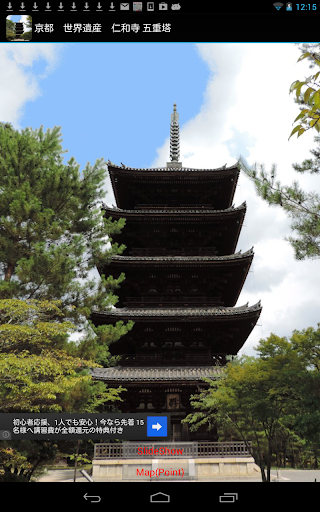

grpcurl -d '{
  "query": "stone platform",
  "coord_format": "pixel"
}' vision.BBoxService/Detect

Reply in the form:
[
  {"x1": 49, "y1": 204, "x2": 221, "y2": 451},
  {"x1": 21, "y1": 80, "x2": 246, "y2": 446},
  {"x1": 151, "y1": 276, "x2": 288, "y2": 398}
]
[{"x1": 92, "y1": 456, "x2": 258, "y2": 481}]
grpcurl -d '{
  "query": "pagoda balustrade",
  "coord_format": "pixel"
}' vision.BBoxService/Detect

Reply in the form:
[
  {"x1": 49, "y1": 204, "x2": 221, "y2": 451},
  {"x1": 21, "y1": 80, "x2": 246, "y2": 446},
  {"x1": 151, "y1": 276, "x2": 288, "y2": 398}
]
[
  {"x1": 123, "y1": 296, "x2": 222, "y2": 307},
  {"x1": 94, "y1": 441, "x2": 252, "y2": 459},
  {"x1": 130, "y1": 247, "x2": 218, "y2": 256},
  {"x1": 120, "y1": 352, "x2": 227, "y2": 366},
  {"x1": 135, "y1": 204, "x2": 215, "y2": 209}
]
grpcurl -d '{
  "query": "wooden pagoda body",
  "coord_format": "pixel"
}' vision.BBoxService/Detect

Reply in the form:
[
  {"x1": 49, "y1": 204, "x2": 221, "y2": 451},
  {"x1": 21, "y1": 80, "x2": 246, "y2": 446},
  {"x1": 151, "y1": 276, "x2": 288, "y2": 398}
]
[
  {"x1": 90, "y1": 106, "x2": 261, "y2": 441},
  {"x1": 15, "y1": 23, "x2": 24, "y2": 39}
]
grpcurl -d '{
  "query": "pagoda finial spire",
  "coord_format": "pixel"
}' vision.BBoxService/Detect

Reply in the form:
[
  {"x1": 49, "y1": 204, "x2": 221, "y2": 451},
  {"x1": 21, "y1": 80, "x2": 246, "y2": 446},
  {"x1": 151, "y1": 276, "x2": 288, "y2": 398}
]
[{"x1": 167, "y1": 103, "x2": 182, "y2": 168}]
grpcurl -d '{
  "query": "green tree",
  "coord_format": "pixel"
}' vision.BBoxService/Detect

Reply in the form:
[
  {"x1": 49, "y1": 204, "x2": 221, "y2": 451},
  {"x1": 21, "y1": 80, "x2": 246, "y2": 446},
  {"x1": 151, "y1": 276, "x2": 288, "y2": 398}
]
[
  {"x1": 0, "y1": 123, "x2": 133, "y2": 477},
  {"x1": 0, "y1": 298, "x2": 129, "y2": 481},
  {"x1": 0, "y1": 298, "x2": 130, "y2": 413},
  {"x1": 0, "y1": 123, "x2": 126, "y2": 328},
  {"x1": 184, "y1": 328, "x2": 320, "y2": 479},
  {"x1": 0, "y1": 298, "x2": 94, "y2": 412},
  {"x1": 288, "y1": 326, "x2": 320, "y2": 463},
  {"x1": 183, "y1": 352, "x2": 297, "y2": 482},
  {"x1": 0, "y1": 440, "x2": 57, "y2": 482},
  {"x1": 239, "y1": 149, "x2": 320, "y2": 260},
  {"x1": 6, "y1": 19, "x2": 15, "y2": 40},
  {"x1": 21, "y1": 31, "x2": 32, "y2": 41},
  {"x1": 21, "y1": 16, "x2": 32, "y2": 40},
  {"x1": 26, "y1": 15, "x2": 32, "y2": 31},
  {"x1": 289, "y1": 45, "x2": 320, "y2": 139},
  {"x1": 239, "y1": 45, "x2": 320, "y2": 260},
  {"x1": 256, "y1": 327, "x2": 320, "y2": 468}
]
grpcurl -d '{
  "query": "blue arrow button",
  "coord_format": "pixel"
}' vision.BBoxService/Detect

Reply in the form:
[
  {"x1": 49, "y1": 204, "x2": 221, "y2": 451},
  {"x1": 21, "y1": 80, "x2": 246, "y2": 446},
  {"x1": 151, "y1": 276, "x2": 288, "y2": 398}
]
[{"x1": 147, "y1": 416, "x2": 168, "y2": 437}]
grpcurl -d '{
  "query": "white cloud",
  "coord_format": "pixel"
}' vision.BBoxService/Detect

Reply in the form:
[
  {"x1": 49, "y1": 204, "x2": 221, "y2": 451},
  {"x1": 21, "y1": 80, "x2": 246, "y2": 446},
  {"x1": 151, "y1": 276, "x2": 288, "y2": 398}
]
[
  {"x1": 152, "y1": 43, "x2": 320, "y2": 355},
  {"x1": 20, "y1": 15, "x2": 29, "y2": 32},
  {"x1": 0, "y1": 43, "x2": 63, "y2": 128}
]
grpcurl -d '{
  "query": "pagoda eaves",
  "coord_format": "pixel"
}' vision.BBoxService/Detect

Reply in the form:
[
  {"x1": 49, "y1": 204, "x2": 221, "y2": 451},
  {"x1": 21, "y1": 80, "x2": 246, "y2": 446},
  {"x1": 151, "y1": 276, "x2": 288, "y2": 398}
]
[
  {"x1": 98, "y1": 249, "x2": 254, "y2": 308},
  {"x1": 103, "y1": 202, "x2": 246, "y2": 257},
  {"x1": 108, "y1": 163, "x2": 239, "y2": 210}
]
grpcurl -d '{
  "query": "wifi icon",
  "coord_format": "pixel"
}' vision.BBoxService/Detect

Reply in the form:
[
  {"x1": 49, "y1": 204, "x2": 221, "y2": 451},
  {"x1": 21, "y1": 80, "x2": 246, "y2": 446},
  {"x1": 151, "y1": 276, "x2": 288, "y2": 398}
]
[{"x1": 273, "y1": 2, "x2": 284, "y2": 9}]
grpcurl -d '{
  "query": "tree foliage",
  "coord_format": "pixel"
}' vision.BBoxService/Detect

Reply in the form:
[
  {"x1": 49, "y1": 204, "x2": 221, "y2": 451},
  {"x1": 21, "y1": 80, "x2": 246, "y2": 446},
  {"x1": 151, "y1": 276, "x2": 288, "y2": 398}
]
[
  {"x1": 0, "y1": 123, "x2": 133, "y2": 480},
  {"x1": 0, "y1": 123, "x2": 126, "y2": 326},
  {"x1": 239, "y1": 45, "x2": 320, "y2": 261},
  {"x1": 0, "y1": 298, "x2": 97, "y2": 412},
  {"x1": 183, "y1": 327, "x2": 320, "y2": 481},
  {"x1": 289, "y1": 47, "x2": 320, "y2": 139},
  {"x1": 0, "y1": 441, "x2": 57, "y2": 482},
  {"x1": 239, "y1": 156, "x2": 320, "y2": 260},
  {"x1": 0, "y1": 298, "x2": 130, "y2": 481},
  {"x1": 6, "y1": 19, "x2": 15, "y2": 40}
]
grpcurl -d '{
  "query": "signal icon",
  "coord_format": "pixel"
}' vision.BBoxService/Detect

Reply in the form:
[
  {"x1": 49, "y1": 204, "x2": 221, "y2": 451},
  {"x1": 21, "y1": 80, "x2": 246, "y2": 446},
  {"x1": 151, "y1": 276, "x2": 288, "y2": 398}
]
[{"x1": 273, "y1": 2, "x2": 284, "y2": 9}]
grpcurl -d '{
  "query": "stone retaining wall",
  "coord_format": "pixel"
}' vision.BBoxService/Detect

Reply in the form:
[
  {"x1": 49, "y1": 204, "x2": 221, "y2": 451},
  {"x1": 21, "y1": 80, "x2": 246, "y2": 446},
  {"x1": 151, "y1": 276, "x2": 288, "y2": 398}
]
[{"x1": 92, "y1": 456, "x2": 259, "y2": 480}]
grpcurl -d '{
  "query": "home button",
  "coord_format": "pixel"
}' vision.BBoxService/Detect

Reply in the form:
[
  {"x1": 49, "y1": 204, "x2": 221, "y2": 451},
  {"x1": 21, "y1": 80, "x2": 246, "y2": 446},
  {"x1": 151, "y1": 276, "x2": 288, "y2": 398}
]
[{"x1": 150, "y1": 492, "x2": 170, "y2": 503}]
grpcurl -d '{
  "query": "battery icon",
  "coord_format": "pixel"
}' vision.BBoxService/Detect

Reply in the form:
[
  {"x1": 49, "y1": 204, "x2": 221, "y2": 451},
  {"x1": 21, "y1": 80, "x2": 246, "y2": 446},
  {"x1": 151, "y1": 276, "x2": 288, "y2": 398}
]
[{"x1": 219, "y1": 493, "x2": 238, "y2": 503}]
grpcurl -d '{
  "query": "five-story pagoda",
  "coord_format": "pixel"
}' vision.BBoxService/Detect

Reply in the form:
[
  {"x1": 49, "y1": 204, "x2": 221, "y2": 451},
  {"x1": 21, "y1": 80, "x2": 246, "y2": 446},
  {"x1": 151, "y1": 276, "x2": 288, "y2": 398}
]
[{"x1": 91, "y1": 104, "x2": 261, "y2": 441}]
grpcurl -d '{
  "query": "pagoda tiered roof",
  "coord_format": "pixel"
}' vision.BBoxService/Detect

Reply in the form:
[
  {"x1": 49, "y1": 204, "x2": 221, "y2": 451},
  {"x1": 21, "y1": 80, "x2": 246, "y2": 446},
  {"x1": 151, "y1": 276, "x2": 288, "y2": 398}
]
[
  {"x1": 91, "y1": 366, "x2": 223, "y2": 384},
  {"x1": 102, "y1": 201, "x2": 246, "y2": 217},
  {"x1": 108, "y1": 162, "x2": 239, "y2": 173},
  {"x1": 101, "y1": 250, "x2": 253, "y2": 308},
  {"x1": 108, "y1": 162, "x2": 240, "y2": 210},
  {"x1": 91, "y1": 302, "x2": 262, "y2": 357},
  {"x1": 103, "y1": 202, "x2": 246, "y2": 257},
  {"x1": 108, "y1": 248, "x2": 253, "y2": 263},
  {"x1": 91, "y1": 301, "x2": 261, "y2": 319}
]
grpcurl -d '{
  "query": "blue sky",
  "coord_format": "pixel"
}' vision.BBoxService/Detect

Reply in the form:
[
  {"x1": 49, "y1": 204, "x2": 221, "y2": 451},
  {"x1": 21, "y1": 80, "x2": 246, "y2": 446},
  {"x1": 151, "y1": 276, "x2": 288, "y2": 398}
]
[
  {"x1": 18, "y1": 43, "x2": 210, "y2": 171},
  {"x1": 8, "y1": 15, "x2": 24, "y2": 22},
  {"x1": 1, "y1": 42, "x2": 320, "y2": 355}
]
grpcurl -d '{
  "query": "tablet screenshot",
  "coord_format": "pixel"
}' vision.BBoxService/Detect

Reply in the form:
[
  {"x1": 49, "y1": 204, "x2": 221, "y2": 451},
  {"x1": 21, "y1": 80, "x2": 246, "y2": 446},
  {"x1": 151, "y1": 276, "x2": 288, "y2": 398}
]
[{"x1": 1, "y1": 2, "x2": 319, "y2": 507}]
